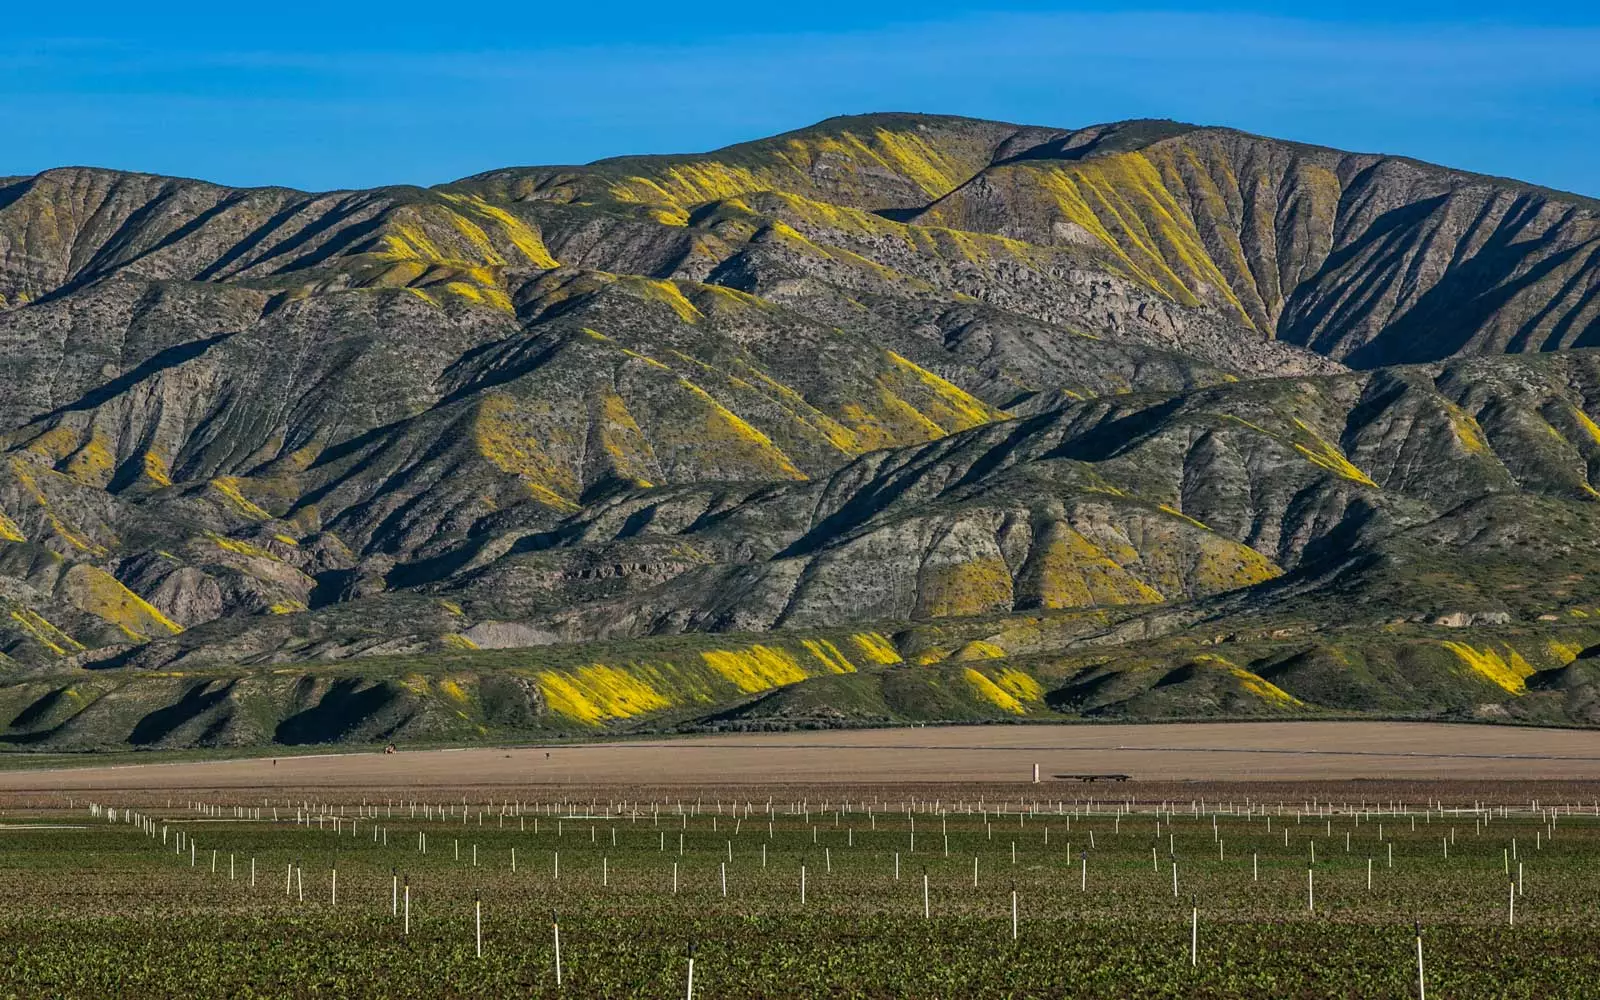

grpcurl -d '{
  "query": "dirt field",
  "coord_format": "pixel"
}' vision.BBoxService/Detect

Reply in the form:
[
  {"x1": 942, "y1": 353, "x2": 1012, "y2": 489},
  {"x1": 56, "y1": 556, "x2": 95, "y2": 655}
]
[{"x1": 4, "y1": 721, "x2": 1600, "y2": 793}]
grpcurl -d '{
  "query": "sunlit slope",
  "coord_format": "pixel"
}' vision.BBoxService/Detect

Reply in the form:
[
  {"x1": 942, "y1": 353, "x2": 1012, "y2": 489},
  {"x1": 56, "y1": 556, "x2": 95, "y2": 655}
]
[
  {"x1": 3, "y1": 112, "x2": 1600, "y2": 744},
  {"x1": 916, "y1": 124, "x2": 1600, "y2": 366}
]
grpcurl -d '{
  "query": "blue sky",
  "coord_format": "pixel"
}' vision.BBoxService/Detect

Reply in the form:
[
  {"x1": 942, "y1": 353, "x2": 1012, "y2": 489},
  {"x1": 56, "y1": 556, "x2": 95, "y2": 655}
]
[{"x1": 4, "y1": 1, "x2": 1597, "y2": 195}]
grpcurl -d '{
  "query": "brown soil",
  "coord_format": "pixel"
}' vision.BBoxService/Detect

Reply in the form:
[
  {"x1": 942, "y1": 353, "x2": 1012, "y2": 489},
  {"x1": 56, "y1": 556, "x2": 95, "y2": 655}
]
[{"x1": 4, "y1": 722, "x2": 1600, "y2": 796}]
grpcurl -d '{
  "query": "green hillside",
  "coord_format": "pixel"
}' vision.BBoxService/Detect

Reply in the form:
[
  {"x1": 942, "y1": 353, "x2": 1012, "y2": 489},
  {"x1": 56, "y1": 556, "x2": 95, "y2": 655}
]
[{"x1": 3, "y1": 112, "x2": 1600, "y2": 747}]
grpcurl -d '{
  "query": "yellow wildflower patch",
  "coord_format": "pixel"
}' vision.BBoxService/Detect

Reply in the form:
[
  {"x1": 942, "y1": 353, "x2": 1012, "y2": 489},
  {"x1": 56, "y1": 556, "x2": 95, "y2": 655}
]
[
  {"x1": 536, "y1": 666, "x2": 671, "y2": 725},
  {"x1": 800, "y1": 639, "x2": 857, "y2": 674},
  {"x1": 849, "y1": 632, "x2": 903, "y2": 665},
  {"x1": 1441, "y1": 641, "x2": 1532, "y2": 694},
  {"x1": 701, "y1": 645, "x2": 810, "y2": 693},
  {"x1": 964, "y1": 668, "x2": 1026, "y2": 714}
]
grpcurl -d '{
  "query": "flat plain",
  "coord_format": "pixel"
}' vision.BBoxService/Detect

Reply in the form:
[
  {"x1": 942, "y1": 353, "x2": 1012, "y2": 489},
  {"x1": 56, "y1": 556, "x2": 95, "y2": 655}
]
[
  {"x1": 3, "y1": 722, "x2": 1600, "y2": 793},
  {"x1": 5, "y1": 723, "x2": 1600, "y2": 997}
]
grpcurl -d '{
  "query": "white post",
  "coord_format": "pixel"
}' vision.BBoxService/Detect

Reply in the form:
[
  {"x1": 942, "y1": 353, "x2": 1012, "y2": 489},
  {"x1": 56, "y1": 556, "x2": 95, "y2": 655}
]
[
  {"x1": 475, "y1": 894, "x2": 482, "y2": 958},
  {"x1": 923, "y1": 872, "x2": 930, "y2": 919},
  {"x1": 1308, "y1": 868, "x2": 1314, "y2": 912},
  {"x1": 1190, "y1": 900, "x2": 1198, "y2": 966},
  {"x1": 1415, "y1": 923, "x2": 1425, "y2": 1000},
  {"x1": 332, "y1": 867, "x2": 337, "y2": 907},
  {"x1": 1011, "y1": 889, "x2": 1018, "y2": 940},
  {"x1": 686, "y1": 945, "x2": 695, "y2": 1000},
  {"x1": 392, "y1": 870, "x2": 398, "y2": 915},
  {"x1": 721, "y1": 862, "x2": 727, "y2": 897}
]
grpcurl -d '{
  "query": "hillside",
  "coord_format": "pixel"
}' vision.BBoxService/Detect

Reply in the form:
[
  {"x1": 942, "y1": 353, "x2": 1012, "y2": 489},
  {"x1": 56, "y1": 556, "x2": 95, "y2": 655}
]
[{"x1": 2, "y1": 112, "x2": 1600, "y2": 748}]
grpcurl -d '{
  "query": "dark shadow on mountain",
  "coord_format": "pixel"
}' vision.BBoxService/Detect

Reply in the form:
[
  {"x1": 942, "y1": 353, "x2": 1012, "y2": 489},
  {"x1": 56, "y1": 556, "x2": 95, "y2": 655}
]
[
  {"x1": 436, "y1": 334, "x2": 566, "y2": 407},
  {"x1": 992, "y1": 120, "x2": 1196, "y2": 167},
  {"x1": 1042, "y1": 396, "x2": 1184, "y2": 462},
  {"x1": 9, "y1": 687, "x2": 71, "y2": 730},
  {"x1": 36, "y1": 333, "x2": 234, "y2": 421},
  {"x1": 307, "y1": 569, "x2": 357, "y2": 609},
  {"x1": 194, "y1": 195, "x2": 321, "y2": 281},
  {"x1": 275, "y1": 678, "x2": 397, "y2": 744},
  {"x1": 129, "y1": 680, "x2": 235, "y2": 745},
  {"x1": 0, "y1": 178, "x2": 27, "y2": 214}
]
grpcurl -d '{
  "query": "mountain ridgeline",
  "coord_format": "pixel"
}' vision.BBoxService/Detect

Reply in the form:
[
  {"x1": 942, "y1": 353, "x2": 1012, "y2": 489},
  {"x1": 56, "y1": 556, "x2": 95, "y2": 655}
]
[{"x1": 3, "y1": 113, "x2": 1600, "y2": 748}]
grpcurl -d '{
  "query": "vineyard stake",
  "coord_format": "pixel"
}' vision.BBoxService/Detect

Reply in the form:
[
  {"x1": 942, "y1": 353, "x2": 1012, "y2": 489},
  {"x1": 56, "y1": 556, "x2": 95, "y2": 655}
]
[
  {"x1": 332, "y1": 866, "x2": 337, "y2": 907},
  {"x1": 392, "y1": 868, "x2": 398, "y2": 915},
  {"x1": 1011, "y1": 888, "x2": 1018, "y2": 940},
  {"x1": 685, "y1": 942, "x2": 696, "y2": 1000},
  {"x1": 923, "y1": 870, "x2": 930, "y2": 919},
  {"x1": 1307, "y1": 868, "x2": 1314, "y2": 912},
  {"x1": 1415, "y1": 921, "x2": 1425, "y2": 1000},
  {"x1": 475, "y1": 893, "x2": 482, "y2": 958},
  {"x1": 552, "y1": 910, "x2": 563, "y2": 985},
  {"x1": 1190, "y1": 896, "x2": 1198, "y2": 967},
  {"x1": 404, "y1": 878, "x2": 411, "y2": 936}
]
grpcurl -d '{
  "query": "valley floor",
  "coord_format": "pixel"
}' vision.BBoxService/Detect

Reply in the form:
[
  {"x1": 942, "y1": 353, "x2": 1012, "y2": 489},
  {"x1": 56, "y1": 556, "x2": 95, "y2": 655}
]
[{"x1": 5, "y1": 721, "x2": 1600, "y2": 790}]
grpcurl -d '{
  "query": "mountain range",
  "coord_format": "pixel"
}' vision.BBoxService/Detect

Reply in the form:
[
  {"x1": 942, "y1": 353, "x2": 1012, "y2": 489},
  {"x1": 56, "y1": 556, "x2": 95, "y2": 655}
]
[{"x1": 4, "y1": 112, "x2": 1600, "y2": 749}]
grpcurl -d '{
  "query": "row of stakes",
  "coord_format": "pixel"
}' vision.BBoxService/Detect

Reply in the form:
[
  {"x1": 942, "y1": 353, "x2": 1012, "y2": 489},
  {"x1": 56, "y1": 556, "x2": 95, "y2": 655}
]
[{"x1": 86, "y1": 798, "x2": 1544, "y2": 996}]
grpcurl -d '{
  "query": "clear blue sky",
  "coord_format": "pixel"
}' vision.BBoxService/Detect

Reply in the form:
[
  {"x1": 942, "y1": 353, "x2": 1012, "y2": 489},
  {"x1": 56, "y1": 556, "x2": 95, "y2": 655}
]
[{"x1": 4, "y1": 1, "x2": 1597, "y2": 196}]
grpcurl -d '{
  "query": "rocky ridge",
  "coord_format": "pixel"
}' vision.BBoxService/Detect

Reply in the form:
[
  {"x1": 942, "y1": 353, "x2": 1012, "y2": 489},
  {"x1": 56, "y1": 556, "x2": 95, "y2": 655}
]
[{"x1": 1, "y1": 113, "x2": 1599, "y2": 746}]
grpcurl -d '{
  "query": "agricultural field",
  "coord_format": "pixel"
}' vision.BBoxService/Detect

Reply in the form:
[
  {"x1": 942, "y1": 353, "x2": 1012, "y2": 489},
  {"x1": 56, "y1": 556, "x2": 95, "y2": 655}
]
[{"x1": 3, "y1": 779, "x2": 1600, "y2": 997}]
